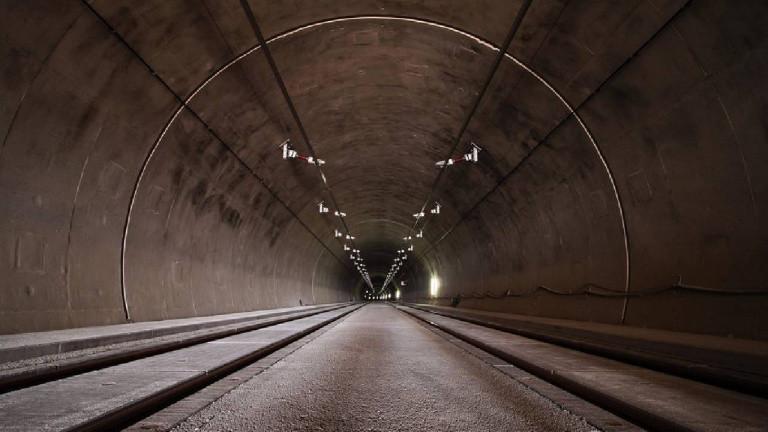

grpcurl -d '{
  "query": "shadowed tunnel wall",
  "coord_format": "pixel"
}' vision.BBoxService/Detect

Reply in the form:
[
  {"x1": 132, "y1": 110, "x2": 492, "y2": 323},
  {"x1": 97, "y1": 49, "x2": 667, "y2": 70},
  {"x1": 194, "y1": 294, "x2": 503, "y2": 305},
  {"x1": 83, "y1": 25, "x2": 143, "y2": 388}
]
[{"x1": 1, "y1": 1, "x2": 767, "y2": 339}]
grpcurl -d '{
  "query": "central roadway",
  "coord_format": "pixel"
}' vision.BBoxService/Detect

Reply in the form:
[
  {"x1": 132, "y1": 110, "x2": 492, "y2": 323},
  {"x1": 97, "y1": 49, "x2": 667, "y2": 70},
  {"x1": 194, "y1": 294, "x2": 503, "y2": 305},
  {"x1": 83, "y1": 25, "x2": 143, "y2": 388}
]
[{"x1": 174, "y1": 304, "x2": 595, "y2": 431}]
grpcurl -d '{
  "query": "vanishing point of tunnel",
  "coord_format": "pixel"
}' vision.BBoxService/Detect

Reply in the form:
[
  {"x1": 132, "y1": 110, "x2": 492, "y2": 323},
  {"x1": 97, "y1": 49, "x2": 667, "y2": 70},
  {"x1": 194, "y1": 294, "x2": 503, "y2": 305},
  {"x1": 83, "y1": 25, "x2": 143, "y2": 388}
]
[{"x1": 1, "y1": 1, "x2": 768, "y2": 431}]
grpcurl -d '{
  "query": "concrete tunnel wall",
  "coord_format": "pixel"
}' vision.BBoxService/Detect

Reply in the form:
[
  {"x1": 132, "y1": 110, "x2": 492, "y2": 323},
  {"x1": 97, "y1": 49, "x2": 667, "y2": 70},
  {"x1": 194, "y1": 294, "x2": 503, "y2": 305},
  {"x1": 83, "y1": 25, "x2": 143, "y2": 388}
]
[{"x1": 1, "y1": 1, "x2": 767, "y2": 339}]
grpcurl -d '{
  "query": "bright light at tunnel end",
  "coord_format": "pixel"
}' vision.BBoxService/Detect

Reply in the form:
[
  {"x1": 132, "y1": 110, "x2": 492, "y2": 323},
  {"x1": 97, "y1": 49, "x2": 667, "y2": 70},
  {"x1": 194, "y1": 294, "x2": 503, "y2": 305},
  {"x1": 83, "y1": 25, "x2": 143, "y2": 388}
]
[{"x1": 430, "y1": 275, "x2": 440, "y2": 298}]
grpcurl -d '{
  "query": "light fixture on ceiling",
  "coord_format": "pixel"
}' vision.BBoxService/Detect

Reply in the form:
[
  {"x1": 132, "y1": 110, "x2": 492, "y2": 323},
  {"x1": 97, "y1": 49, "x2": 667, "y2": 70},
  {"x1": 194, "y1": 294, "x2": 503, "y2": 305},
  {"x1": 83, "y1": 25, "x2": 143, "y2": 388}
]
[
  {"x1": 318, "y1": 201, "x2": 329, "y2": 214},
  {"x1": 280, "y1": 139, "x2": 297, "y2": 159},
  {"x1": 430, "y1": 202, "x2": 441, "y2": 214},
  {"x1": 280, "y1": 139, "x2": 325, "y2": 165},
  {"x1": 435, "y1": 142, "x2": 482, "y2": 167}
]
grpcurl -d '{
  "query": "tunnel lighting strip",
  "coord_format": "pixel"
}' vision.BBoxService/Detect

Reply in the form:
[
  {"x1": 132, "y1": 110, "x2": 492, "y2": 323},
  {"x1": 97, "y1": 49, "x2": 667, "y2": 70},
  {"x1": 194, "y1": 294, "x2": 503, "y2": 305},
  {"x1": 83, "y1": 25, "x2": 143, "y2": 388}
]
[
  {"x1": 404, "y1": 0, "x2": 533, "y2": 239},
  {"x1": 379, "y1": 248, "x2": 408, "y2": 295},
  {"x1": 239, "y1": 1, "x2": 372, "y2": 289}
]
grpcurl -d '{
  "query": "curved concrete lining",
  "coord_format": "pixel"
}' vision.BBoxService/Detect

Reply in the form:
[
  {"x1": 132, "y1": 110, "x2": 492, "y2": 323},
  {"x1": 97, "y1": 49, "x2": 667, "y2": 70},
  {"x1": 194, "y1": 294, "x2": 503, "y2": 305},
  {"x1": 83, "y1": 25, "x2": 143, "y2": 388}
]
[{"x1": 1, "y1": 1, "x2": 767, "y2": 340}]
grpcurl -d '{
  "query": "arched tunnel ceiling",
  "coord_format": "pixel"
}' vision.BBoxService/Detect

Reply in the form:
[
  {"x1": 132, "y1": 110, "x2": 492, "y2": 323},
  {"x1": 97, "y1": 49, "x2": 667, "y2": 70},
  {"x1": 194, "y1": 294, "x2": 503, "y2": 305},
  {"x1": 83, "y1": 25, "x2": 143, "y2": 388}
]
[
  {"x1": 2, "y1": 0, "x2": 768, "y2": 338},
  {"x1": 89, "y1": 0, "x2": 650, "y2": 265}
]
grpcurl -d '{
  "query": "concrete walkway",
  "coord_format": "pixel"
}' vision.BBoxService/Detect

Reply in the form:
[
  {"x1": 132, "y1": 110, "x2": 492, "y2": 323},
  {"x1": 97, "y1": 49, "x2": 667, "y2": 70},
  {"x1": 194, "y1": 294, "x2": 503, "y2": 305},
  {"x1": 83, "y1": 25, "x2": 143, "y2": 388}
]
[{"x1": 0, "y1": 304, "x2": 341, "y2": 363}]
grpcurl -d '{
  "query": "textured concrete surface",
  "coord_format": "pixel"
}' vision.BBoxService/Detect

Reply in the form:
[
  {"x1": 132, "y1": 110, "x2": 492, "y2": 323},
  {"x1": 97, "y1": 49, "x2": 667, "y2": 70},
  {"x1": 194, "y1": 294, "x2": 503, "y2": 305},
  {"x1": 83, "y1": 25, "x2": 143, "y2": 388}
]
[
  {"x1": 0, "y1": 303, "x2": 341, "y2": 363},
  {"x1": 1, "y1": 0, "x2": 767, "y2": 341},
  {"x1": 0, "y1": 306, "x2": 357, "y2": 431},
  {"x1": 0, "y1": 304, "x2": 345, "y2": 392},
  {"x1": 407, "y1": 303, "x2": 768, "y2": 387},
  {"x1": 402, "y1": 306, "x2": 768, "y2": 431},
  {"x1": 173, "y1": 304, "x2": 596, "y2": 432},
  {"x1": 126, "y1": 311, "x2": 350, "y2": 432}
]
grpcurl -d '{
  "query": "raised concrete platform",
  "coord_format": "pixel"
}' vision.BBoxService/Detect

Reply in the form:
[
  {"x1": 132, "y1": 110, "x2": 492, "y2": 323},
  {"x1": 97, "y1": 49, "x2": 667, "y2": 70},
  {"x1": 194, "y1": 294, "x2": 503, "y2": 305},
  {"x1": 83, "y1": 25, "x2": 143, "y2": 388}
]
[
  {"x1": 0, "y1": 304, "x2": 344, "y2": 363},
  {"x1": 0, "y1": 305, "x2": 360, "y2": 431},
  {"x1": 406, "y1": 303, "x2": 768, "y2": 396},
  {"x1": 0, "y1": 304, "x2": 350, "y2": 392},
  {"x1": 399, "y1": 305, "x2": 768, "y2": 431}
]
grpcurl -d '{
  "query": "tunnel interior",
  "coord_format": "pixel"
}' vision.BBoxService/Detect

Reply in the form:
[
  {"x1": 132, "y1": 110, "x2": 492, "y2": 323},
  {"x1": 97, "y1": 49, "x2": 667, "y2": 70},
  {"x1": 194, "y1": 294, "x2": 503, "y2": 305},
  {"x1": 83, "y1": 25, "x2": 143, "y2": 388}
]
[{"x1": 1, "y1": 1, "x2": 767, "y2": 340}]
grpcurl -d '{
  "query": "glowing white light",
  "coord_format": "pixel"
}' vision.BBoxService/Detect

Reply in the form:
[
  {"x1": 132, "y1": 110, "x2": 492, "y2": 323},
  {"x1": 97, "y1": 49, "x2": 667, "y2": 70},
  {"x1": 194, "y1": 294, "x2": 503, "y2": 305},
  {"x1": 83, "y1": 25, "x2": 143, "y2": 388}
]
[
  {"x1": 281, "y1": 140, "x2": 297, "y2": 159},
  {"x1": 466, "y1": 142, "x2": 481, "y2": 162},
  {"x1": 395, "y1": 289, "x2": 401, "y2": 299},
  {"x1": 306, "y1": 156, "x2": 325, "y2": 166},
  {"x1": 430, "y1": 275, "x2": 440, "y2": 298}
]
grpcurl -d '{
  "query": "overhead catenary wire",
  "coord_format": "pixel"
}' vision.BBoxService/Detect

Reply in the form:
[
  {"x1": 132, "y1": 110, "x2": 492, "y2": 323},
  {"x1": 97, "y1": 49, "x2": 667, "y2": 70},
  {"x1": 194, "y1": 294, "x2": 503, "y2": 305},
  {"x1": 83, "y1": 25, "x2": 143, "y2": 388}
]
[
  {"x1": 384, "y1": 0, "x2": 534, "y2": 295},
  {"x1": 238, "y1": 0, "x2": 373, "y2": 288}
]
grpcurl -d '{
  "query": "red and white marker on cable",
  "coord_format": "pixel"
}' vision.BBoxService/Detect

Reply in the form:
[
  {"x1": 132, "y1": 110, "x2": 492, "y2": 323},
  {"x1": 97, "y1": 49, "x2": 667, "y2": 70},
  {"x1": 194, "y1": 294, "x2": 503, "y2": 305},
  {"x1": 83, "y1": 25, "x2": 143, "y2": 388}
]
[
  {"x1": 435, "y1": 142, "x2": 481, "y2": 167},
  {"x1": 281, "y1": 139, "x2": 325, "y2": 166}
]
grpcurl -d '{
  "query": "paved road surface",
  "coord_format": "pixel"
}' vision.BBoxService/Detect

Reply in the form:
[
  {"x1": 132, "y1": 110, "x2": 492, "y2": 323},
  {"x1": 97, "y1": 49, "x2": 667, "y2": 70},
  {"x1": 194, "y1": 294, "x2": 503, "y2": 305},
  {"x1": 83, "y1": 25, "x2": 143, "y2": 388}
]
[{"x1": 174, "y1": 304, "x2": 596, "y2": 431}]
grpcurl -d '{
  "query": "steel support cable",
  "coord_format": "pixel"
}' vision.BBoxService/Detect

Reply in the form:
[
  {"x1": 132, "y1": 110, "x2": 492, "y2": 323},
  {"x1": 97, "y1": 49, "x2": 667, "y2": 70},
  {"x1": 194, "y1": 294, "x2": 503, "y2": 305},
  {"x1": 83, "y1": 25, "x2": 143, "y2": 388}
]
[
  {"x1": 239, "y1": 0, "x2": 372, "y2": 287},
  {"x1": 406, "y1": 0, "x2": 533, "y2": 235},
  {"x1": 385, "y1": 0, "x2": 533, "y2": 293}
]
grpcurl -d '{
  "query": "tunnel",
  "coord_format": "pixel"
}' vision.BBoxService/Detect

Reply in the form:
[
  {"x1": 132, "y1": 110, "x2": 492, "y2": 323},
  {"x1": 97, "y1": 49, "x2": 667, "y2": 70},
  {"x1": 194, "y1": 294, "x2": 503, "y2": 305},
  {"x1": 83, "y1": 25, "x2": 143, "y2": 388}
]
[{"x1": 1, "y1": 1, "x2": 768, "y2": 431}]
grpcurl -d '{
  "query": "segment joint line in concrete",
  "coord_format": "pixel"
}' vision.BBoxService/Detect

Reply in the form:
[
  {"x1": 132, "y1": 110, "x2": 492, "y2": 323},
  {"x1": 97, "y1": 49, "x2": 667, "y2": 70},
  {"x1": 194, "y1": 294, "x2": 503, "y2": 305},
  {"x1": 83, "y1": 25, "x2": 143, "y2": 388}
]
[{"x1": 80, "y1": 0, "x2": 354, "y2": 321}]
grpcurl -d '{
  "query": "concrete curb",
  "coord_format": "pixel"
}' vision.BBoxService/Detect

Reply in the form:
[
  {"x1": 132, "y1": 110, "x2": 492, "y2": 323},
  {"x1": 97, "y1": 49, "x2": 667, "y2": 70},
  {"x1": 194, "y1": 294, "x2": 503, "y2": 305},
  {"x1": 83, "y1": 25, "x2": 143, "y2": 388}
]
[
  {"x1": 404, "y1": 302, "x2": 768, "y2": 397},
  {"x1": 0, "y1": 304, "x2": 344, "y2": 364},
  {"x1": 0, "y1": 304, "x2": 350, "y2": 393}
]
